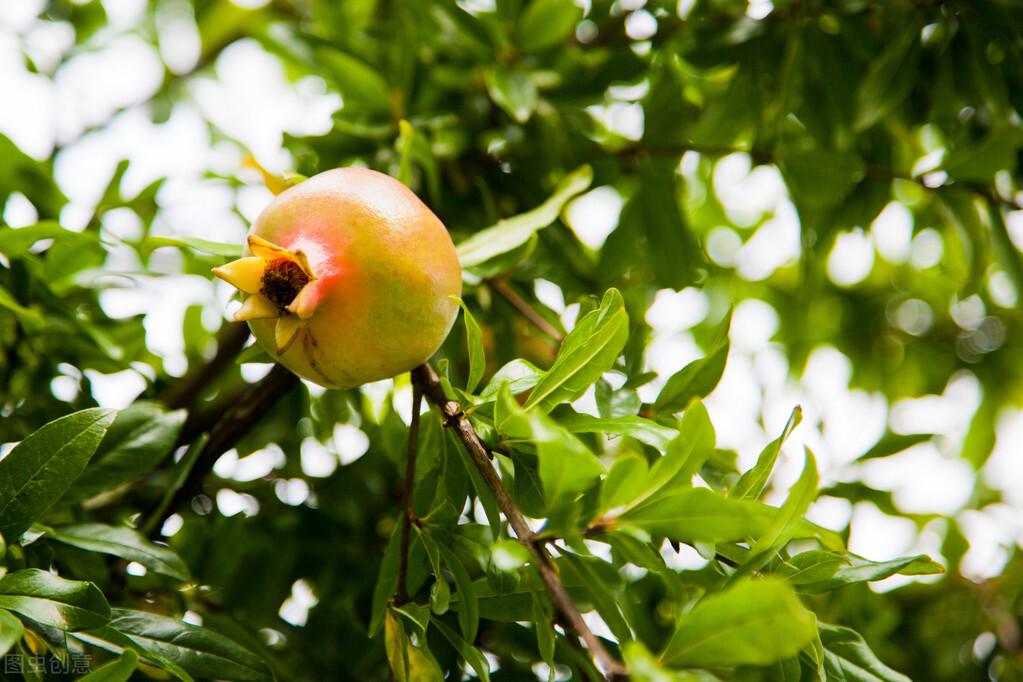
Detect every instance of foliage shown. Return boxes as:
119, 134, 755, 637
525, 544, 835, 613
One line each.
1, 0, 1021, 680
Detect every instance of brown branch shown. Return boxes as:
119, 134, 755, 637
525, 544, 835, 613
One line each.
161, 322, 251, 410
147, 364, 299, 537
410, 363, 626, 680
394, 383, 423, 605
489, 277, 565, 343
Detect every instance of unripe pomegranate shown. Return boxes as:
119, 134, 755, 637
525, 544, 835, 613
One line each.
213, 167, 462, 389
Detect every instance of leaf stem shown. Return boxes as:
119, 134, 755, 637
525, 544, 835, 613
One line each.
410, 363, 626, 680
489, 277, 565, 343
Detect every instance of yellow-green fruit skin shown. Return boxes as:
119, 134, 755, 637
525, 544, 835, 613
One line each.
246, 167, 461, 388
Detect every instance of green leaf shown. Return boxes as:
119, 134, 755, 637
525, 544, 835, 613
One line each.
601, 455, 650, 514
478, 359, 542, 401
0, 609, 24, 657
856, 431, 931, 462
385, 609, 410, 681
652, 312, 731, 415
559, 414, 678, 450
531, 589, 556, 681
106, 608, 272, 681
47, 523, 191, 582
139, 236, 243, 258
69, 403, 186, 502
853, 22, 922, 131
944, 127, 1020, 182
485, 66, 537, 124
777, 551, 943, 594
731, 407, 802, 500
731, 448, 819, 583
820, 623, 912, 682
0, 284, 43, 329
454, 297, 486, 394
497, 385, 604, 511
612, 401, 715, 515
369, 523, 402, 637
457, 165, 593, 268
316, 48, 392, 114
621, 159, 701, 290
0, 569, 110, 631
431, 617, 491, 682
560, 552, 633, 643
780, 146, 865, 214
0, 221, 98, 257
524, 288, 629, 413
396, 119, 416, 186
78, 649, 139, 682
659, 578, 815, 668
0, 408, 116, 541
419, 530, 451, 615
437, 540, 479, 643
621, 487, 834, 547
515, 0, 582, 53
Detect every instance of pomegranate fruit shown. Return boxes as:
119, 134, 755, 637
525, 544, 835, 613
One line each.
213, 167, 462, 389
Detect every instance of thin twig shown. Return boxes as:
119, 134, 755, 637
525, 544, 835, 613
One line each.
395, 383, 423, 605
410, 364, 626, 680
489, 277, 565, 343
146, 365, 299, 537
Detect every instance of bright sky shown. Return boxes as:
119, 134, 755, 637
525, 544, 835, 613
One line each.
0, 0, 1017, 603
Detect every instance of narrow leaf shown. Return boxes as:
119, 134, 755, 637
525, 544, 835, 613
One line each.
457, 165, 593, 268
0, 409, 116, 541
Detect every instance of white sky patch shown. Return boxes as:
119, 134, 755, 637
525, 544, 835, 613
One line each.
730, 299, 778, 353
645, 288, 709, 333
983, 409, 1023, 507
216, 489, 260, 517
827, 228, 875, 287
859, 442, 975, 515
300, 437, 337, 478
736, 200, 801, 281
910, 228, 943, 269
566, 185, 623, 250
192, 40, 340, 168
279, 578, 318, 627
889, 371, 980, 437
871, 201, 913, 264
848, 502, 916, 562
83, 368, 146, 408
957, 508, 1012, 581
333, 423, 370, 466
534, 279, 566, 314
275, 478, 311, 506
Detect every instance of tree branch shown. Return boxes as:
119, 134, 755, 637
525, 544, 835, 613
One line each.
395, 382, 423, 605
161, 322, 251, 410
410, 363, 627, 680
147, 364, 299, 536
488, 277, 565, 343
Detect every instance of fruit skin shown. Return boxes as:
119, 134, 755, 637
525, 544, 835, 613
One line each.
243, 167, 461, 388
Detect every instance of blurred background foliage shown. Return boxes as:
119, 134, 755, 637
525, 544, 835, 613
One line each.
1, 0, 1023, 680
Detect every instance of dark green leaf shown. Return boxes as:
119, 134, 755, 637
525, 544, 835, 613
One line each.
47, 523, 190, 582
0, 408, 116, 541
78, 649, 139, 682
106, 608, 272, 681
0, 569, 110, 631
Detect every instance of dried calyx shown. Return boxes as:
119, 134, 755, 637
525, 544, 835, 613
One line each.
212, 234, 318, 355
